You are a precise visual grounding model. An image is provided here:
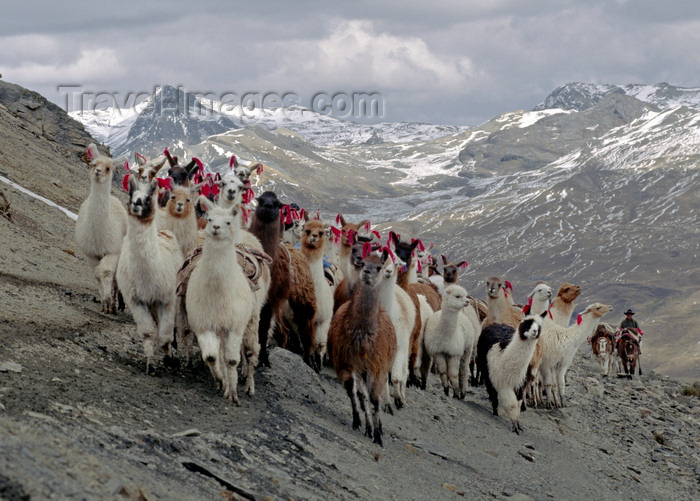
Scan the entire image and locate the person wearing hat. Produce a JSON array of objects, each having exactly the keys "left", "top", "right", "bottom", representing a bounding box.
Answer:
[{"left": 620, "top": 308, "right": 644, "bottom": 348}]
